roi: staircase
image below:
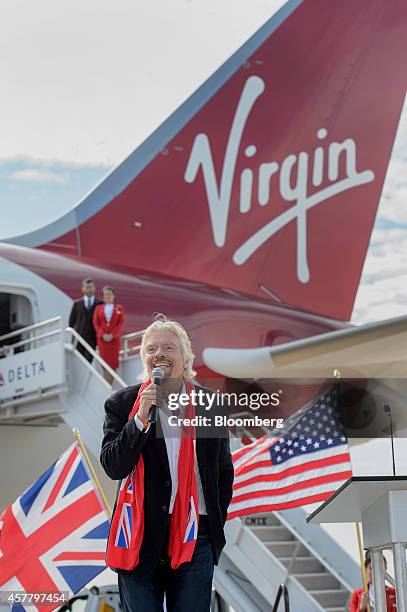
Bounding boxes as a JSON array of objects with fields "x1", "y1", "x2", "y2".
[
  {"x1": 0, "y1": 318, "x2": 360, "y2": 611},
  {"x1": 255, "y1": 514, "x2": 349, "y2": 612},
  {"x1": 0, "y1": 317, "x2": 145, "y2": 458},
  {"x1": 215, "y1": 509, "x2": 357, "y2": 611},
  {"x1": 256, "y1": 513, "x2": 351, "y2": 610}
]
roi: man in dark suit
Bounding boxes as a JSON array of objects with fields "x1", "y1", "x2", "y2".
[
  {"x1": 68, "y1": 278, "x2": 103, "y2": 362},
  {"x1": 100, "y1": 317, "x2": 234, "y2": 612}
]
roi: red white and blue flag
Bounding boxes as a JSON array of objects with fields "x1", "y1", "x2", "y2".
[
  {"x1": 0, "y1": 443, "x2": 110, "y2": 611},
  {"x1": 183, "y1": 497, "x2": 198, "y2": 544},
  {"x1": 114, "y1": 503, "x2": 133, "y2": 549},
  {"x1": 228, "y1": 386, "x2": 353, "y2": 519}
]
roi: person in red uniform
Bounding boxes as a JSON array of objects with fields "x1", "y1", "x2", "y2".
[
  {"x1": 350, "y1": 552, "x2": 396, "y2": 611},
  {"x1": 93, "y1": 286, "x2": 125, "y2": 384}
]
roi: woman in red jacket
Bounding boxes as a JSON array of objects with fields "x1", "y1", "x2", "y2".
[
  {"x1": 93, "y1": 286, "x2": 125, "y2": 385},
  {"x1": 350, "y1": 553, "x2": 396, "y2": 611}
]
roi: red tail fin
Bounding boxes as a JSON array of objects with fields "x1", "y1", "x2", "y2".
[{"x1": 20, "y1": 0, "x2": 407, "y2": 320}]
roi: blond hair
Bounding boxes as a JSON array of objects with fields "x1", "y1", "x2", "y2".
[{"x1": 139, "y1": 314, "x2": 196, "y2": 381}]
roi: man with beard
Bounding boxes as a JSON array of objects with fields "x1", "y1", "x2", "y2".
[{"x1": 68, "y1": 278, "x2": 102, "y2": 361}]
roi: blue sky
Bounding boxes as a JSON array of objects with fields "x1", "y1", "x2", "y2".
[
  {"x1": 0, "y1": 0, "x2": 406, "y2": 324},
  {"x1": 0, "y1": 158, "x2": 109, "y2": 236}
]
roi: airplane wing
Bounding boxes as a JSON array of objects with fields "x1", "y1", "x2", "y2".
[{"x1": 202, "y1": 315, "x2": 407, "y2": 379}]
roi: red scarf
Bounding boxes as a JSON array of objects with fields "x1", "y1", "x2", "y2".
[{"x1": 106, "y1": 380, "x2": 199, "y2": 570}]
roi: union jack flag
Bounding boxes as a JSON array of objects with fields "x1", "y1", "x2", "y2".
[
  {"x1": 0, "y1": 443, "x2": 110, "y2": 611},
  {"x1": 114, "y1": 504, "x2": 132, "y2": 549},
  {"x1": 228, "y1": 385, "x2": 353, "y2": 519},
  {"x1": 183, "y1": 497, "x2": 198, "y2": 544}
]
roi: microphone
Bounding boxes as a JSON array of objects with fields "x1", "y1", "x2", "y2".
[
  {"x1": 383, "y1": 404, "x2": 396, "y2": 476},
  {"x1": 148, "y1": 367, "x2": 165, "y2": 424}
]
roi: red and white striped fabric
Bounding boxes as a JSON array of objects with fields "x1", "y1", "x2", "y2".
[{"x1": 228, "y1": 386, "x2": 352, "y2": 519}]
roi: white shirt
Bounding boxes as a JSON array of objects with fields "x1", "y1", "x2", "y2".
[
  {"x1": 104, "y1": 303, "x2": 114, "y2": 322},
  {"x1": 134, "y1": 386, "x2": 207, "y2": 515},
  {"x1": 84, "y1": 296, "x2": 95, "y2": 309}
]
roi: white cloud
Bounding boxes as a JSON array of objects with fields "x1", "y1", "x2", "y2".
[
  {"x1": 352, "y1": 235, "x2": 407, "y2": 322},
  {"x1": 372, "y1": 101, "x2": 407, "y2": 226},
  {"x1": 0, "y1": 0, "x2": 285, "y2": 165},
  {"x1": 352, "y1": 226, "x2": 407, "y2": 324},
  {"x1": 9, "y1": 169, "x2": 68, "y2": 184},
  {"x1": 379, "y1": 186, "x2": 407, "y2": 225},
  {"x1": 0, "y1": 154, "x2": 111, "y2": 169},
  {"x1": 351, "y1": 91, "x2": 407, "y2": 325},
  {"x1": 369, "y1": 227, "x2": 407, "y2": 245},
  {"x1": 352, "y1": 281, "x2": 407, "y2": 324}
]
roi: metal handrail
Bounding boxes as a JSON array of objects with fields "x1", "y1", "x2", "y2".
[
  {"x1": 0, "y1": 388, "x2": 64, "y2": 411},
  {"x1": 285, "y1": 541, "x2": 302, "y2": 574},
  {"x1": 223, "y1": 570, "x2": 263, "y2": 611},
  {"x1": 0, "y1": 316, "x2": 61, "y2": 343},
  {"x1": 119, "y1": 343, "x2": 142, "y2": 357},
  {"x1": 66, "y1": 327, "x2": 126, "y2": 389},
  {"x1": 120, "y1": 328, "x2": 146, "y2": 360},
  {"x1": 0, "y1": 317, "x2": 142, "y2": 364},
  {"x1": 121, "y1": 329, "x2": 146, "y2": 342},
  {"x1": 1, "y1": 329, "x2": 61, "y2": 353},
  {"x1": 272, "y1": 584, "x2": 289, "y2": 612}
]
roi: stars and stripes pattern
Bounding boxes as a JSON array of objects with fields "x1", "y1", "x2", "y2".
[
  {"x1": 228, "y1": 385, "x2": 352, "y2": 519},
  {"x1": 0, "y1": 443, "x2": 110, "y2": 611}
]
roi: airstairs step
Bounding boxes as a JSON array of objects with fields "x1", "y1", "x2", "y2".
[
  {"x1": 254, "y1": 517, "x2": 351, "y2": 609},
  {"x1": 266, "y1": 540, "x2": 308, "y2": 557},
  {"x1": 251, "y1": 525, "x2": 294, "y2": 542},
  {"x1": 279, "y1": 556, "x2": 324, "y2": 574},
  {"x1": 294, "y1": 572, "x2": 340, "y2": 590},
  {"x1": 309, "y1": 588, "x2": 349, "y2": 608}
]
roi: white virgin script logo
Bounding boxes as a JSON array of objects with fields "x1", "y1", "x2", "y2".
[{"x1": 184, "y1": 75, "x2": 375, "y2": 283}]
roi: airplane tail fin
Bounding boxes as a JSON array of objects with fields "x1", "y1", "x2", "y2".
[{"x1": 13, "y1": 0, "x2": 407, "y2": 321}]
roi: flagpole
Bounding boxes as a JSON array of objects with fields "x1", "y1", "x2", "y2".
[
  {"x1": 334, "y1": 369, "x2": 370, "y2": 611},
  {"x1": 356, "y1": 521, "x2": 370, "y2": 612},
  {"x1": 72, "y1": 428, "x2": 112, "y2": 516}
]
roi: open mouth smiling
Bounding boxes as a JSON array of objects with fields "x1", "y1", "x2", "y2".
[{"x1": 153, "y1": 361, "x2": 172, "y2": 370}]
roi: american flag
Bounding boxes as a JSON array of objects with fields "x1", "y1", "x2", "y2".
[
  {"x1": 228, "y1": 385, "x2": 352, "y2": 519},
  {"x1": 0, "y1": 443, "x2": 110, "y2": 611}
]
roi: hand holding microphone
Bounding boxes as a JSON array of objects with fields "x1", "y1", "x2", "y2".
[
  {"x1": 148, "y1": 367, "x2": 165, "y2": 424},
  {"x1": 138, "y1": 367, "x2": 165, "y2": 425}
]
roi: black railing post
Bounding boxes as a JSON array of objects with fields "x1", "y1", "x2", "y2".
[{"x1": 272, "y1": 584, "x2": 289, "y2": 612}]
